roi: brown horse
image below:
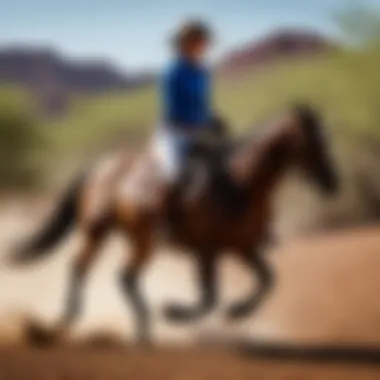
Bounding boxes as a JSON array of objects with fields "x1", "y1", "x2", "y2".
[{"x1": 11, "y1": 104, "x2": 338, "y2": 344}]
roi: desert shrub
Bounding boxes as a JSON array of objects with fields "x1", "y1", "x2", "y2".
[{"x1": 0, "y1": 89, "x2": 45, "y2": 190}]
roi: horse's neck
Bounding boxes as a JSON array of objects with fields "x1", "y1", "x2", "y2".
[{"x1": 244, "y1": 127, "x2": 295, "y2": 197}]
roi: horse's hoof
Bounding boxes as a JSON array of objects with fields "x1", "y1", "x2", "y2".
[
  {"x1": 24, "y1": 321, "x2": 69, "y2": 347},
  {"x1": 163, "y1": 305, "x2": 198, "y2": 323},
  {"x1": 225, "y1": 303, "x2": 253, "y2": 321}
]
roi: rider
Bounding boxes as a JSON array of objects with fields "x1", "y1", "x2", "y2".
[
  {"x1": 150, "y1": 21, "x2": 241, "y2": 212},
  {"x1": 155, "y1": 20, "x2": 213, "y2": 180},
  {"x1": 155, "y1": 20, "x2": 239, "y2": 208}
]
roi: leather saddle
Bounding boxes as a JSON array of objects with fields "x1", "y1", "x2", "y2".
[{"x1": 173, "y1": 120, "x2": 242, "y2": 213}]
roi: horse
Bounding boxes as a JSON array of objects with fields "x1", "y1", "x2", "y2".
[{"x1": 11, "y1": 104, "x2": 339, "y2": 344}]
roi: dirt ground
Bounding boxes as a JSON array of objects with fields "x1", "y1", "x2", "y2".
[
  {"x1": 1, "y1": 202, "x2": 380, "y2": 379},
  {"x1": 1, "y1": 346, "x2": 380, "y2": 380}
]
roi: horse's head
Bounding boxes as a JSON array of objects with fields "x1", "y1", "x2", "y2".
[{"x1": 292, "y1": 104, "x2": 339, "y2": 195}]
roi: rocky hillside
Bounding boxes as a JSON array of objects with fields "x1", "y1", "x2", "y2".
[
  {"x1": 220, "y1": 28, "x2": 337, "y2": 73},
  {"x1": 0, "y1": 47, "x2": 153, "y2": 116}
]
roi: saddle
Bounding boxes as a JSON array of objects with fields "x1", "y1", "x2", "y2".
[
  {"x1": 126, "y1": 116, "x2": 243, "y2": 216},
  {"x1": 173, "y1": 125, "x2": 243, "y2": 214}
]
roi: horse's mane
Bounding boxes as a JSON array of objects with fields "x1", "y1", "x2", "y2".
[
  {"x1": 230, "y1": 114, "x2": 282, "y2": 156},
  {"x1": 233, "y1": 103, "x2": 318, "y2": 152}
]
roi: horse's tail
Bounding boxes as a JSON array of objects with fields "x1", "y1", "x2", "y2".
[{"x1": 11, "y1": 173, "x2": 86, "y2": 265}]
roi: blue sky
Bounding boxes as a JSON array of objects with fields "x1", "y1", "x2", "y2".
[{"x1": 1, "y1": 0, "x2": 379, "y2": 72}]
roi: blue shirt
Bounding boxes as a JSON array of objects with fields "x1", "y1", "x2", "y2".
[{"x1": 162, "y1": 58, "x2": 211, "y2": 128}]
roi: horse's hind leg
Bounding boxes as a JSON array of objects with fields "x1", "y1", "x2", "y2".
[
  {"x1": 26, "y1": 222, "x2": 109, "y2": 346},
  {"x1": 226, "y1": 249, "x2": 274, "y2": 321},
  {"x1": 164, "y1": 253, "x2": 217, "y2": 323},
  {"x1": 57, "y1": 223, "x2": 108, "y2": 335},
  {"x1": 119, "y1": 229, "x2": 153, "y2": 345}
]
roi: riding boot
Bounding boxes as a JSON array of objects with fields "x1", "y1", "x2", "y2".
[{"x1": 166, "y1": 161, "x2": 193, "y2": 226}]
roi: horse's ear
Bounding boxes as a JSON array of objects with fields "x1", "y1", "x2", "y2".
[
  {"x1": 292, "y1": 103, "x2": 321, "y2": 130},
  {"x1": 292, "y1": 103, "x2": 310, "y2": 115}
]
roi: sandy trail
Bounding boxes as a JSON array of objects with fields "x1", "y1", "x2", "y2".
[
  {"x1": 1, "y1": 202, "x2": 380, "y2": 378},
  {"x1": 1, "y1": 346, "x2": 380, "y2": 380}
]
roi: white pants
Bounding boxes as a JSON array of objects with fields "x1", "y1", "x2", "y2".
[{"x1": 150, "y1": 126, "x2": 193, "y2": 183}]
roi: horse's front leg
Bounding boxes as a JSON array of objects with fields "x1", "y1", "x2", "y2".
[
  {"x1": 226, "y1": 248, "x2": 274, "y2": 320},
  {"x1": 164, "y1": 253, "x2": 217, "y2": 323}
]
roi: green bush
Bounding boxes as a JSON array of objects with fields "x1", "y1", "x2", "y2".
[{"x1": 0, "y1": 89, "x2": 45, "y2": 190}]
